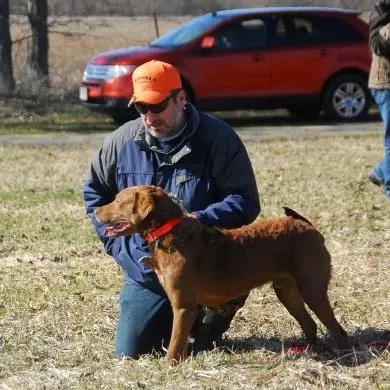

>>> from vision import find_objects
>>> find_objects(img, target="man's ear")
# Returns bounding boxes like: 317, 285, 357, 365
178, 89, 186, 108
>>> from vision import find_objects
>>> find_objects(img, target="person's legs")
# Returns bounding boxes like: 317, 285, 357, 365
115, 282, 173, 358
371, 89, 390, 199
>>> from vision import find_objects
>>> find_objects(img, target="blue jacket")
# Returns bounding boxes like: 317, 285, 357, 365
83, 103, 260, 294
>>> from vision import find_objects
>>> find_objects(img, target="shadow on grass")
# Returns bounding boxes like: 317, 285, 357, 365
215, 327, 389, 367
2, 118, 116, 134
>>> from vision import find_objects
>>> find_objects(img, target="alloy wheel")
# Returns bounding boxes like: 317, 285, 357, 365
331, 81, 366, 119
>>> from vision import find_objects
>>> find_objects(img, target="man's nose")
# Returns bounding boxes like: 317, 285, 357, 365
144, 111, 157, 120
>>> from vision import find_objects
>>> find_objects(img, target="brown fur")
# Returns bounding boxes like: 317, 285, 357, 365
96, 185, 350, 364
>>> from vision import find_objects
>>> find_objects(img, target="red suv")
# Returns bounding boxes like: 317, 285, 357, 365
80, 7, 371, 123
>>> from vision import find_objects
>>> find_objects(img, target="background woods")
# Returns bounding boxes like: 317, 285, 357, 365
8, 0, 374, 16
0, 1, 14, 95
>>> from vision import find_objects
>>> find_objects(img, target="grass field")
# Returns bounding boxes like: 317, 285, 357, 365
1, 11, 389, 390
0, 131, 389, 389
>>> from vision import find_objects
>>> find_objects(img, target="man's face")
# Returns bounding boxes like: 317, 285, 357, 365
137, 90, 186, 138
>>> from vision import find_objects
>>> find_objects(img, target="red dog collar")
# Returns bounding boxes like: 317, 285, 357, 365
144, 217, 184, 243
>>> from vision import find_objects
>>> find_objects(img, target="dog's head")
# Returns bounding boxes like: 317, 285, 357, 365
95, 185, 184, 237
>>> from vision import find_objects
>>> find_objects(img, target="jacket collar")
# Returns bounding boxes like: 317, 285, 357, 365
134, 102, 199, 161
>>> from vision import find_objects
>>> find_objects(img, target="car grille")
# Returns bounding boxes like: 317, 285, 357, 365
83, 64, 111, 81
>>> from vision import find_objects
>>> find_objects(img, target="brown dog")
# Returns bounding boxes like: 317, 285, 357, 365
95, 185, 350, 364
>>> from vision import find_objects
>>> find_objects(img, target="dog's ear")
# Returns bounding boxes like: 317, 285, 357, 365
132, 190, 154, 223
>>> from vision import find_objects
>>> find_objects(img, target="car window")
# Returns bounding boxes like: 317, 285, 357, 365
149, 13, 227, 48
311, 15, 364, 44
269, 14, 364, 47
271, 16, 316, 46
211, 18, 267, 50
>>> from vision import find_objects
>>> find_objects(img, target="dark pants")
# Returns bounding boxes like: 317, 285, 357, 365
115, 282, 247, 358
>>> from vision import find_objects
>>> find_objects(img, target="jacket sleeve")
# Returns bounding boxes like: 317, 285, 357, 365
82, 135, 121, 257
369, 10, 390, 56
193, 125, 260, 229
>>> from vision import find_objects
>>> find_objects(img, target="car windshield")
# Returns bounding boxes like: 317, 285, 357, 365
149, 13, 227, 48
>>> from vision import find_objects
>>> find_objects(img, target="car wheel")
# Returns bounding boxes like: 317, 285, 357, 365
322, 74, 370, 121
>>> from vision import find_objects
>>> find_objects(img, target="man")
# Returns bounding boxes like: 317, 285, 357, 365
368, 0, 390, 200
83, 60, 260, 358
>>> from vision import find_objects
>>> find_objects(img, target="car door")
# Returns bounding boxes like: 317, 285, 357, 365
188, 17, 271, 102
264, 14, 330, 96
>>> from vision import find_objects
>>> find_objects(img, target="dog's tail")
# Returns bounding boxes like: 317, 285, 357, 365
283, 207, 313, 226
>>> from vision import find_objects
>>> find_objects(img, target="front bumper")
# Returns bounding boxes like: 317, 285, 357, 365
79, 84, 138, 118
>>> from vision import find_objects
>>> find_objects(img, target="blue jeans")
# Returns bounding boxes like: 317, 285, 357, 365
371, 89, 390, 199
115, 282, 172, 358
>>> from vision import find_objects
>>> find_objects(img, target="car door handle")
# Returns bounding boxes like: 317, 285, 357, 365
253, 52, 265, 61
319, 48, 329, 57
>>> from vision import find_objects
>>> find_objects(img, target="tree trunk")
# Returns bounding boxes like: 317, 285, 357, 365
0, 0, 15, 96
27, 0, 49, 86
70, 0, 76, 16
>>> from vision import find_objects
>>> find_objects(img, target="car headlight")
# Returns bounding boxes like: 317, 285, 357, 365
82, 64, 137, 81
106, 65, 137, 80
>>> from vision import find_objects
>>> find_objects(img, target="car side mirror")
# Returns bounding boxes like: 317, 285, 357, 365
200, 36, 216, 49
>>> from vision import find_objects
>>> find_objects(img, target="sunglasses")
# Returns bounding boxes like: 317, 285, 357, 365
134, 91, 178, 115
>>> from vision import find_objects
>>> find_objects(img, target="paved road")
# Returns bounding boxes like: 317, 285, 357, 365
0, 117, 383, 145
236, 120, 382, 140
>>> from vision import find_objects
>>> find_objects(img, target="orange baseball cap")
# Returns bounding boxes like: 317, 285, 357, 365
128, 60, 182, 106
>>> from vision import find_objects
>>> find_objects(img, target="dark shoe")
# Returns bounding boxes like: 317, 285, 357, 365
368, 170, 383, 187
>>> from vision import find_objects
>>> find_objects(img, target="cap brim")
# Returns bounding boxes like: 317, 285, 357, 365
128, 90, 169, 107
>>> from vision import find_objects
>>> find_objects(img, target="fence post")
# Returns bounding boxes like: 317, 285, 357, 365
153, 12, 160, 38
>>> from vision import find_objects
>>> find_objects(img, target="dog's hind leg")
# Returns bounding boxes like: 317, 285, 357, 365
298, 286, 350, 350
273, 277, 317, 344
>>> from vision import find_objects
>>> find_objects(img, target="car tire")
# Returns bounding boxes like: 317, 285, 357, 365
322, 74, 370, 121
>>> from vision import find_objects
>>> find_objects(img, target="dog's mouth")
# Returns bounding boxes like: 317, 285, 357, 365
103, 222, 132, 237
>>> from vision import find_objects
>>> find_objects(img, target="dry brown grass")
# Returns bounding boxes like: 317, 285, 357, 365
0, 133, 389, 389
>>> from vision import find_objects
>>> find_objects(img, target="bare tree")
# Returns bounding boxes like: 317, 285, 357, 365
27, 0, 49, 86
0, 0, 15, 96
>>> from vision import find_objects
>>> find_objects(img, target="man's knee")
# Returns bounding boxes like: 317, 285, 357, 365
115, 327, 144, 359
115, 329, 169, 359
115, 283, 172, 359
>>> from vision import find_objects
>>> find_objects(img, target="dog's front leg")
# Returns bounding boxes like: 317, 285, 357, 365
166, 305, 197, 365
